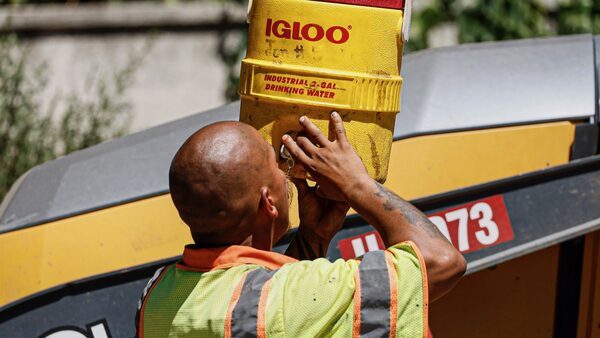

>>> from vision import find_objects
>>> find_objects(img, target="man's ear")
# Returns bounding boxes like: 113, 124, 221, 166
260, 187, 279, 219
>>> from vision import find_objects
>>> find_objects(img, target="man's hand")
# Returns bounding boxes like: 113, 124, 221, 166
285, 179, 349, 260
283, 112, 359, 260
281, 112, 370, 202
282, 112, 466, 301
295, 179, 350, 239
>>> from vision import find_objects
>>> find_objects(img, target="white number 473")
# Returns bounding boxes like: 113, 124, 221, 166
428, 202, 500, 252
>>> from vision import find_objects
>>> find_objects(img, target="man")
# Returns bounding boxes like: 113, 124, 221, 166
136, 112, 466, 337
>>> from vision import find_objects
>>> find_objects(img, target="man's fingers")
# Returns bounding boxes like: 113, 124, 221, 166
299, 116, 330, 147
297, 136, 318, 157
328, 114, 336, 142
330, 111, 348, 144
282, 134, 312, 165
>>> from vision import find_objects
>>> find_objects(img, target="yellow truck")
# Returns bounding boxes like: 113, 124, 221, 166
1, 34, 599, 337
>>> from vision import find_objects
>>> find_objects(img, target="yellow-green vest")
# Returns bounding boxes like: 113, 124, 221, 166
136, 242, 427, 338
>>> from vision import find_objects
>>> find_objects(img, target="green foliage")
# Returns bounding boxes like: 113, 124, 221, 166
58, 43, 148, 153
407, 0, 457, 50
0, 33, 144, 200
0, 35, 55, 195
458, 0, 550, 43
218, 30, 247, 102
555, 0, 600, 35
409, 0, 600, 51
217, 0, 248, 102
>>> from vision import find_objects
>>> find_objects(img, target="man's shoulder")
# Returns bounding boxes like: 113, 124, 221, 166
272, 256, 360, 281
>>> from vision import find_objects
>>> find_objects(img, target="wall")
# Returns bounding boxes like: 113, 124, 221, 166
1, 2, 246, 132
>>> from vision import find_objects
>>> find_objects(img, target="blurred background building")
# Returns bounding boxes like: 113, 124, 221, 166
0, 0, 598, 199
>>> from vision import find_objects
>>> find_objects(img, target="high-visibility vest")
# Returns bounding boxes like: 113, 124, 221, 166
136, 241, 428, 338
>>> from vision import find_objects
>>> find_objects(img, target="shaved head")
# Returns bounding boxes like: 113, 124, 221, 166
169, 121, 289, 247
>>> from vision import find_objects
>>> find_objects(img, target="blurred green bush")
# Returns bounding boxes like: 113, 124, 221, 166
0, 34, 148, 200
408, 0, 600, 51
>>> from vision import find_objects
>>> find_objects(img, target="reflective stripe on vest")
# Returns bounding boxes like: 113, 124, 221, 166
358, 250, 398, 338
231, 268, 276, 337
225, 251, 400, 338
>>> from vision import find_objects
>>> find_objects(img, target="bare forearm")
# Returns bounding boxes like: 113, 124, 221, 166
349, 179, 449, 248
347, 179, 466, 300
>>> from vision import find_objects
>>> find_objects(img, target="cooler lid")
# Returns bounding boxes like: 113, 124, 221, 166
318, 0, 404, 10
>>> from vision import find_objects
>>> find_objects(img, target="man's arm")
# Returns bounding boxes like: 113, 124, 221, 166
282, 112, 466, 301
348, 179, 466, 301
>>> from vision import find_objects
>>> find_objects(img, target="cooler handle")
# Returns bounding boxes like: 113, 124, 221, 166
402, 0, 413, 42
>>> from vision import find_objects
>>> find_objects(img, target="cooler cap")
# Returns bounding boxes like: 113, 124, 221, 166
318, 0, 404, 10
